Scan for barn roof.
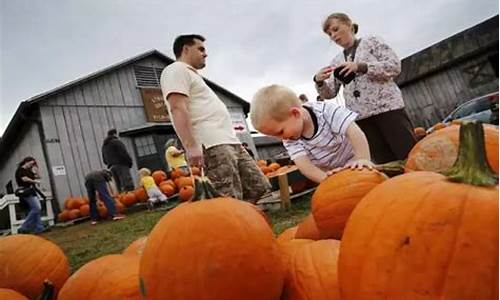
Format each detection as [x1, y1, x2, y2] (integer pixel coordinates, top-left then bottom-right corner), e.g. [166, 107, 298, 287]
[397, 15, 498, 87]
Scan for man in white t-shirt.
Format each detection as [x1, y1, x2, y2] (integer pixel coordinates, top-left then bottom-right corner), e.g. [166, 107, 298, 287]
[160, 34, 271, 202]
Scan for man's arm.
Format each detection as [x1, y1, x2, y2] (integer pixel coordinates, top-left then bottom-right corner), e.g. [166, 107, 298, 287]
[167, 93, 203, 167]
[293, 156, 328, 184]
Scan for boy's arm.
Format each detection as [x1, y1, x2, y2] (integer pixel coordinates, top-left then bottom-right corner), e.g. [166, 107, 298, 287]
[338, 123, 374, 171]
[294, 156, 328, 184]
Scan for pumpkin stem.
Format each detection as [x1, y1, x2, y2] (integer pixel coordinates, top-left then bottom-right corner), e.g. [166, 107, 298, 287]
[37, 280, 55, 300]
[442, 121, 498, 186]
[375, 160, 406, 177]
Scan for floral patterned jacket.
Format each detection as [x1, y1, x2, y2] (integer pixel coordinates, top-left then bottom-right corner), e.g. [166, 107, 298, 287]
[316, 35, 405, 120]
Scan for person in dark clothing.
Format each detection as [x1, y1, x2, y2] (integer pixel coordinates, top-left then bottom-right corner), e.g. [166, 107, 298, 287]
[15, 156, 48, 234]
[84, 169, 126, 225]
[101, 128, 134, 192]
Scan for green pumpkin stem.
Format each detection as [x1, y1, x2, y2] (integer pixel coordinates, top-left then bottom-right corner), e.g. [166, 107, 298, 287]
[375, 160, 406, 177]
[442, 121, 498, 186]
[37, 280, 55, 300]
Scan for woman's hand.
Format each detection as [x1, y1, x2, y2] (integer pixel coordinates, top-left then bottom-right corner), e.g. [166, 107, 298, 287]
[314, 66, 334, 84]
[337, 62, 359, 77]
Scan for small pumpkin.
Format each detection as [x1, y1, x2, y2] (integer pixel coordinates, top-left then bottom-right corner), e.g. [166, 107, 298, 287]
[175, 176, 194, 189]
[57, 210, 71, 222]
[58, 255, 141, 300]
[159, 181, 176, 196]
[178, 186, 194, 202]
[151, 170, 167, 185]
[133, 188, 148, 203]
[119, 192, 137, 207]
[68, 209, 81, 220]
[311, 169, 387, 239]
[295, 214, 320, 240]
[79, 204, 90, 217]
[413, 126, 426, 137]
[0, 235, 70, 300]
[268, 162, 281, 171]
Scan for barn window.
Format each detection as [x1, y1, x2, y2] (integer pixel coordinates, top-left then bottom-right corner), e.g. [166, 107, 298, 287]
[135, 135, 157, 157]
[133, 66, 164, 87]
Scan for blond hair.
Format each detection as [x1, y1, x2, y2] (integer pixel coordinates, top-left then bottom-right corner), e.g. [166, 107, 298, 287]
[322, 12, 358, 34]
[250, 85, 302, 130]
[138, 167, 151, 178]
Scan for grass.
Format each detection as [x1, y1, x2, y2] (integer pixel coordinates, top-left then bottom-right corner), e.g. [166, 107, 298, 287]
[41, 194, 312, 272]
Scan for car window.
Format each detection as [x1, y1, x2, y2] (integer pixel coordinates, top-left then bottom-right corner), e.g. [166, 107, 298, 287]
[452, 98, 491, 119]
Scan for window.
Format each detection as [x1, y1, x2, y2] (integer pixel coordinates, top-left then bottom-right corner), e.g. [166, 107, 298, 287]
[134, 65, 164, 87]
[135, 135, 157, 157]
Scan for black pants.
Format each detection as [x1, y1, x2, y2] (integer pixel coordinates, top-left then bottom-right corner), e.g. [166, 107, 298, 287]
[356, 109, 417, 164]
[110, 164, 134, 192]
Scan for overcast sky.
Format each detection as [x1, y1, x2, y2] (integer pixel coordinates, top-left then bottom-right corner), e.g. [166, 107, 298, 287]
[1, 0, 498, 135]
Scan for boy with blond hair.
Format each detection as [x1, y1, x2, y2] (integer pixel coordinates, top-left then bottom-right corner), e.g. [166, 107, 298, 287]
[250, 84, 374, 183]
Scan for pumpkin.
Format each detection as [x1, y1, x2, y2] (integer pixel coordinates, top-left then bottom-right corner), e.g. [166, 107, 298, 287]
[268, 162, 281, 171]
[282, 240, 341, 300]
[139, 198, 285, 300]
[119, 192, 137, 207]
[133, 188, 148, 203]
[174, 176, 194, 189]
[64, 198, 76, 210]
[413, 126, 426, 137]
[114, 200, 125, 214]
[97, 202, 108, 219]
[159, 181, 176, 196]
[295, 214, 320, 240]
[278, 239, 313, 267]
[0, 288, 28, 300]
[260, 166, 273, 175]
[256, 159, 267, 167]
[406, 124, 498, 173]
[170, 168, 189, 179]
[68, 209, 81, 220]
[79, 204, 90, 217]
[311, 169, 387, 239]
[57, 210, 71, 222]
[58, 254, 141, 300]
[432, 122, 447, 131]
[276, 226, 298, 244]
[123, 236, 148, 258]
[151, 170, 167, 185]
[0, 235, 70, 300]
[178, 185, 194, 202]
[338, 121, 499, 299]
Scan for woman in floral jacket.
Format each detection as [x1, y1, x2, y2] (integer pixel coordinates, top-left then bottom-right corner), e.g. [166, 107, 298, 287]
[313, 12, 416, 164]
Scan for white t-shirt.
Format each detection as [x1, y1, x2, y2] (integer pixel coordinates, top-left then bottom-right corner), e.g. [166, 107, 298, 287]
[160, 62, 240, 149]
[283, 101, 358, 170]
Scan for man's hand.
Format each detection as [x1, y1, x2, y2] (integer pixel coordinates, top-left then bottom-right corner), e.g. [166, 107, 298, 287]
[186, 145, 204, 168]
[327, 159, 375, 175]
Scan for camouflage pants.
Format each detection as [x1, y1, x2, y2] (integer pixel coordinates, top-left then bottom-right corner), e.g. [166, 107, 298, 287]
[204, 144, 271, 202]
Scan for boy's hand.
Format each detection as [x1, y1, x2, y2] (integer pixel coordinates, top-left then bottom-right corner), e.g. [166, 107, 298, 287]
[327, 159, 375, 175]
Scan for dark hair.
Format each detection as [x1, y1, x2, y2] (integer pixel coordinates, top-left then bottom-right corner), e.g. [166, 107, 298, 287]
[322, 13, 359, 35]
[18, 156, 36, 167]
[173, 34, 206, 58]
[107, 128, 117, 136]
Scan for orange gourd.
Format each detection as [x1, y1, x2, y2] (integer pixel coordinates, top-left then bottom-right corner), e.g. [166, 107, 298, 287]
[0, 288, 28, 300]
[406, 124, 498, 173]
[311, 169, 387, 239]
[175, 176, 194, 189]
[339, 121, 499, 300]
[151, 170, 167, 185]
[268, 162, 281, 171]
[79, 204, 90, 217]
[178, 185, 194, 202]
[0, 235, 70, 300]
[295, 214, 320, 240]
[114, 200, 125, 214]
[123, 236, 148, 258]
[432, 122, 447, 131]
[133, 188, 148, 203]
[58, 255, 141, 300]
[139, 198, 285, 300]
[97, 202, 108, 219]
[159, 181, 176, 196]
[276, 226, 298, 244]
[413, 126, 426, 137]
[68, 209, 81, 220]
[119, 192, 137, 207]
[282, 240, 341, 300]
[190, 166, 201, 176]
[57, 210, 71, 222]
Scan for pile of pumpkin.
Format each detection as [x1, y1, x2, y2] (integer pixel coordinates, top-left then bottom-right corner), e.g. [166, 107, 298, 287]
[1, 122, 497, 300]
[257, 160, 317, 194]
[56, 167, 200, 223]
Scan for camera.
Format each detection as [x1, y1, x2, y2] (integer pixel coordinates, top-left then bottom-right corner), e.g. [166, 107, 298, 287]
[333, 65, 355, 84]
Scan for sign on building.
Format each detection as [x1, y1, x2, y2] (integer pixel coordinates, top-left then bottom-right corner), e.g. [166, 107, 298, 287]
[140, 88, 169, 122]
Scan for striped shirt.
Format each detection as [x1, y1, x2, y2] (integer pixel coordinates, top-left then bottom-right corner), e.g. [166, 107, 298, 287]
[283, 101, 357, 170]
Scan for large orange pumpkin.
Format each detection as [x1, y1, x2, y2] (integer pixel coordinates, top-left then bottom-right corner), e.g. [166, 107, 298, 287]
[151, 170, 167, 185]
[282, 240, 341, 300]
[123, 236, 148, 258]
[339, 122, 499, 300]
[295, 214, 320, 240]
[311, 169, 387, 239]
[406, 124, 498, 173]
[58, 254, 141, 300]
[0, 235, 70, 300]
[0, 288, 28, 300]
[139, 198, 285, 300]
